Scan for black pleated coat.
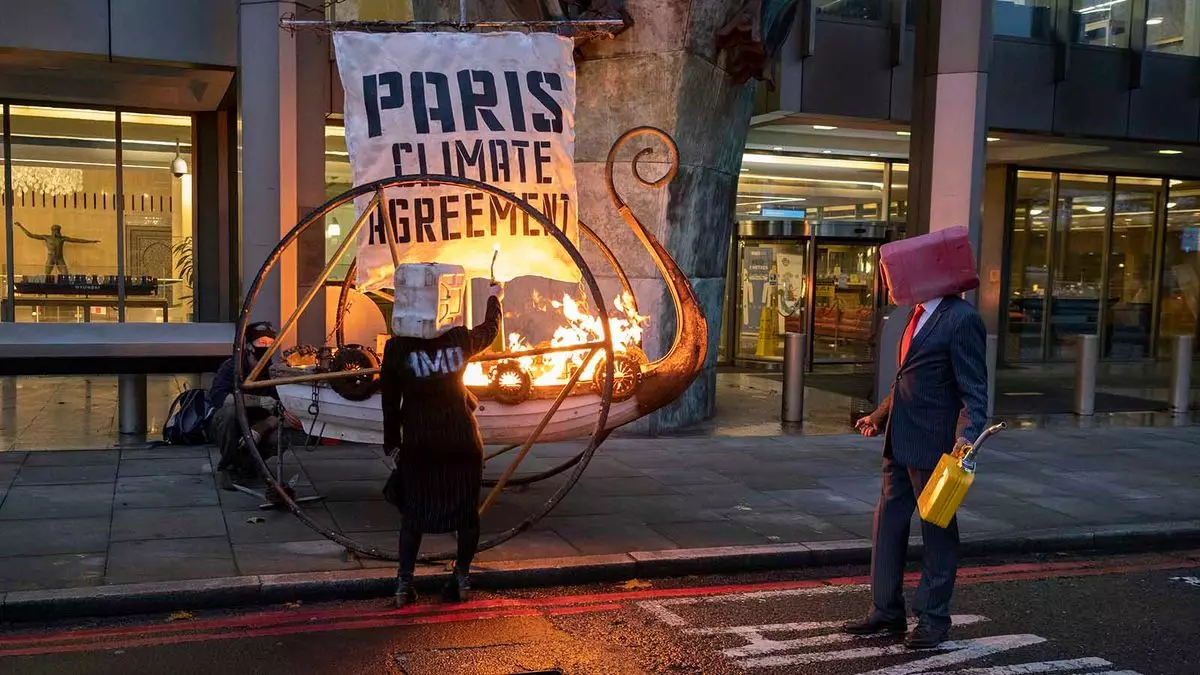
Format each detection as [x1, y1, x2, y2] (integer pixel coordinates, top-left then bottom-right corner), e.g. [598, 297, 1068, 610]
[380, 296, 501, 533]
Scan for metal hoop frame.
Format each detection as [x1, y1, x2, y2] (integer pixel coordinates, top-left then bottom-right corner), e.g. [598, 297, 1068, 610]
[234, 174, 616, 562]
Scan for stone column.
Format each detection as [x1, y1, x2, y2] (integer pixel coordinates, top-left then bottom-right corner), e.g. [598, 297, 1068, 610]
[906, 0, 993, 253]
[573, 0, 757, 433]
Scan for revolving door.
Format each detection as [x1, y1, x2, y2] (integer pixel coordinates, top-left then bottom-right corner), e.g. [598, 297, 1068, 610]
[723, 219, 887, 370]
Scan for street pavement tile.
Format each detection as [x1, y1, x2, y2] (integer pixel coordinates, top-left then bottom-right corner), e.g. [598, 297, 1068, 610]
[224, 507, 337, 545]
[967, 501, 1086, 530]
[299, 445, 385, 460]
[566, 476, 680, 499]
[233, 540, 360, 575]
[106, 537, 237, 584]
[297, 458, 391, 482]
[114, 474, 218, 509]
[118, 457, 214, 478]
[476, 529, 579, 562]
[0, 517, 110, 556]
[0, 451, 27, 464]
[668, 483, 789, 510]
[1121, 495, 1200, 520]
[605, 448, 698, 469]
[731, 509, 861, 542]
[14, 463, 118, 485]
[710, 463, 845, 491]
[541, 515, 679, 555]
[1023, 496, 1147, 524]
[761, 488, 877, 516]
[120, 446, 212, 461]
[550, 494, 724, 522]
[0, 552, 106, 593]
[327, 500, 401, 532]
[22, 450, 118, 467]
[306, 479, 387, 502]
[564, 456, 642, 479]
[633, 466, 737, 487]
[110, 506, 229, 542]
[647, 520, 774, 548]
[953, 507, 1021, 533]
[0, 483, 115, 520]
[340, 529, 413, 568]
[817, 476, 882, 503]
[0, 464, 19, 485]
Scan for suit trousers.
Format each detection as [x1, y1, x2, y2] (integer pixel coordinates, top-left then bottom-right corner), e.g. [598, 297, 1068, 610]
[870, 455, 959, 630]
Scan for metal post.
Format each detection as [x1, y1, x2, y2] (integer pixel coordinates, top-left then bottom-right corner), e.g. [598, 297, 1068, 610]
[1073, 335, 1098, 416]
[986, 334, 998, 419]
[781, 332, 806, 424]
[1169, 335, 1193, 414]
[118, 374, 147, 435]
[459, 0, 468, 23]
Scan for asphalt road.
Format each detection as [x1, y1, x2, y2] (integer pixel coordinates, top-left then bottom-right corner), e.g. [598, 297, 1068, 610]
[3, 550, 1199, 675]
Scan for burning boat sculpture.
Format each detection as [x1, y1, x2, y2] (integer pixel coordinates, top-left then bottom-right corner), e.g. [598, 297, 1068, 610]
[238, 126, 706, 454]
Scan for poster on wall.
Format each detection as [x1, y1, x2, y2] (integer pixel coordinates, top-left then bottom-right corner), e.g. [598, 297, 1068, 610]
[741, 247, 774, 333]
[333, 31, 581, 291]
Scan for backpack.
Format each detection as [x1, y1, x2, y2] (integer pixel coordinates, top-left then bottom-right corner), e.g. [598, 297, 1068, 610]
[163, 388, 212, 445]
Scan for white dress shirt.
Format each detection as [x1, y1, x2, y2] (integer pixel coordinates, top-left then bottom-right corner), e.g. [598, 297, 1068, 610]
[913, 296, 942, 337]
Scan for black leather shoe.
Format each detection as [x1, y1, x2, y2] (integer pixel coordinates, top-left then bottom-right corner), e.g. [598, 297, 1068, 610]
[904, 623, 949, 650]
[842, 615, 908, 636]
[394, 578, 417, 609]
[441, 572, 470, 603]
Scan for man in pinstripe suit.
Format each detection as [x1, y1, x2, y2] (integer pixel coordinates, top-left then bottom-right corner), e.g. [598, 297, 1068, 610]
[844, 293, 988, 649]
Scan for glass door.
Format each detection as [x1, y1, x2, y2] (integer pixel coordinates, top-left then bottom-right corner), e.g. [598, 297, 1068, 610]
[810, 240, 880, 364]
[732, 238, 809, 363]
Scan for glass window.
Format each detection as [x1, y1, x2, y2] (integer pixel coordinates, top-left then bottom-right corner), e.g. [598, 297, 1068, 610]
[1006, 171, 1053, 361]
[816, 0, 885, 22]
[121, 113, 193, 323]
[889, 162, 908, 229]
[734, 240, 808, 362]
[1072, 0, 1131, 47]
[1106, 177, 1160, 359]
[738, 154, 885, 223]
[325, 123, 354, 282]
[994, 0, 1055, 40]
[1146, 0, 1199, 56]
[1158, 178, 1200, 355]
[1050, 173, 1108, 360]
[9, 106, 118, 324]
[812, 242, 878, 363]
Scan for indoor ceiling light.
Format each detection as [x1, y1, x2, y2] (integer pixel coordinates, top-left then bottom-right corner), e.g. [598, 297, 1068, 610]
[869, 153, 879, 157]
[1158, 149, 1183, 155]
[171, 140, 189, 177]
[986, 137, 1000, 142]
[1030, 208, 1045, 216]
[1085, 205, 1106, 213]
[813, 124, 838, 130]
[1147, 16, 1164, 25]
[773, 146, 784, 151]
[1168, 202, 1178, 208]
[326, 218, 342, 238]
[897, 131, 911, 137]
[1077, 0, 1126, 15]
[822, 150, 833, 154]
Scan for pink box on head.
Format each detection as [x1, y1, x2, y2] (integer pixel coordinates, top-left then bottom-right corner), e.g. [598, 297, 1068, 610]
[880, 226, 979, 306]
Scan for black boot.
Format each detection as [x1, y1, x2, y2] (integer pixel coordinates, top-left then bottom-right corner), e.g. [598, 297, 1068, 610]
[395, 575, 417, 608]
[441, 571, 470, 603]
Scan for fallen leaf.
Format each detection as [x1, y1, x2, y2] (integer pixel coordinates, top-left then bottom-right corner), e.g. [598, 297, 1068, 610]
[246, 517, 266, 524]
[167, 611, 194, 622]
[766, 535, 782, 542]
[284, 601, 302, 609]
[619, 579, 652, 590]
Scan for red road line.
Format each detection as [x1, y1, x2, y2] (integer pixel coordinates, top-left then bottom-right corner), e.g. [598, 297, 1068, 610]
[4, 551, 1196, 658]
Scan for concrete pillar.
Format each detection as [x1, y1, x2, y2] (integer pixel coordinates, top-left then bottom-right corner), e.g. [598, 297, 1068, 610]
[294, 16, 332, 346]
[979, 164, 1010, 337]
[907, 0, 993, 254]
[238, 0, 298, 339]
[573, 0, 759, 433]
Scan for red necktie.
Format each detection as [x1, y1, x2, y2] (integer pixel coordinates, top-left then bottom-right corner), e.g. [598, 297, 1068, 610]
[898, 305, 925, 366]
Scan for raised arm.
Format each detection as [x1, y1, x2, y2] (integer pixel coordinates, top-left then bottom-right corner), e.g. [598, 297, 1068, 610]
[466, 291, 503, 357]
[64, 236, 100, 244]
[14, 222, 44, 241]
[951, 309, 988, 445]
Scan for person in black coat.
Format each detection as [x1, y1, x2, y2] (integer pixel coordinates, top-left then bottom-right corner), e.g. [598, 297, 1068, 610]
[381, 282, 503, 607]
[208, 321, 282, 490]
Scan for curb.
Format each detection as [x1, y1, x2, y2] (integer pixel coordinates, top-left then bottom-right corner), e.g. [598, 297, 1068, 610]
[3, 521, 1199, 623]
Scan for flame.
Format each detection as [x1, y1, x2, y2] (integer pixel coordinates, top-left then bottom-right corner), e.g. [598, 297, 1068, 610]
[463, 291, 647, 389]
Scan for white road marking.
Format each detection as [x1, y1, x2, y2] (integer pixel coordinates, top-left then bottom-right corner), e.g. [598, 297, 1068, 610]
[922, 658, 1113, 673]
[717, 615, 989, 659]
[737, 634, 1047, 671]
[1169, 576, 1200, 587]
[636, 583, 866, 627]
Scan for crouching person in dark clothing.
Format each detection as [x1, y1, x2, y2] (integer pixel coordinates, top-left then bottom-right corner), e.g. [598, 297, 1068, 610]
[381, 263, 502, 608]
[208, 322, 282, 491]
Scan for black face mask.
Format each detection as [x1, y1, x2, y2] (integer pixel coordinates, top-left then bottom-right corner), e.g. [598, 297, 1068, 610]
[252, 346, 270, 360]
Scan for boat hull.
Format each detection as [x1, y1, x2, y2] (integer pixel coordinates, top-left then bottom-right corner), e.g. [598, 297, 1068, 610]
[277, 383, 640, 446]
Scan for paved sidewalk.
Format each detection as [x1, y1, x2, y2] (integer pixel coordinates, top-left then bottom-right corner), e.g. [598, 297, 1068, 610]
[2, 424, 1199, 604]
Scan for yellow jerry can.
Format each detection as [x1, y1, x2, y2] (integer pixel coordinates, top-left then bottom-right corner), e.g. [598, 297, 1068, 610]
[917, 422, 1007, 529]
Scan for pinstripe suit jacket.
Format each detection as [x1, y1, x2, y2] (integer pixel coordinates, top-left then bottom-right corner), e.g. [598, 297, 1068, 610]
[869, 295, 988, 470]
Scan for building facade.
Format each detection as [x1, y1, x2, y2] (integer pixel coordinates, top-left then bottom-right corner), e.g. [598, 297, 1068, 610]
[1, 0, 1199, 433]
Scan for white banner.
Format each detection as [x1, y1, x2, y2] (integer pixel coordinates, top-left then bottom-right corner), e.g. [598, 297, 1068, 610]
[333, 31, 581, 291]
